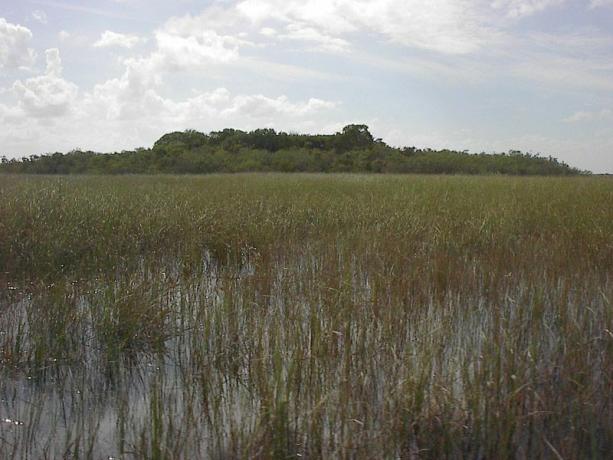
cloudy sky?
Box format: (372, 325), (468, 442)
(1, 0), (612, 172)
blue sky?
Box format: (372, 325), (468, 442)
(1, 0), (612, 172)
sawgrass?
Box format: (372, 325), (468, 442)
(0, 174), (611, 458)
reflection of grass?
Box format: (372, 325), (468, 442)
(92, 277), (174, 358)
(0, 174), (611, 458)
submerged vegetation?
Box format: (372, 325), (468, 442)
(0, 125), (585, 175)
(0, 174), (611, 458)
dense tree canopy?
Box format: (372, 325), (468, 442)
(0, 125), (585, 175)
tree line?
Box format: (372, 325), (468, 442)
(0, 125), (586, 175)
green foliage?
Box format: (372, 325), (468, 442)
(0, 125), (586, 175)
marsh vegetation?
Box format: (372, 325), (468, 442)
(0, 174), (611, 458)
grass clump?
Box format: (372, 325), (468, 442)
(91, 276), (175, 358)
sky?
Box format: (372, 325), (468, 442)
(1, 1), (612, 172)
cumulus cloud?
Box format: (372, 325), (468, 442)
(83, 57), (164, 121)
(71, 7), (334, 127)
(171, 89), (335, 124)
(85, 57), (335, 122)
(12, 49), (78, 118)
(101, 14), (252, 82)
(3, 80), (336, 156)
(0, 22), (336, 151)
(0, 18), (36, 70)
(155, 14), (254, 66)
(219, 93), (335, 118)
(2, 28), (337, 154)
(153, 29), (241, 68)
(94, 30), (143, 48)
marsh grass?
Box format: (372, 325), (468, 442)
(0, 174), (611, 458)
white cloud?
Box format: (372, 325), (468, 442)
(1, 14), (337, 150)
(589, 0), (613, 8)
(260, 27), (277, 37)
(158, 13), (254, 65)
(106, 14), (254, 80)
(153, 29), (242, 68)
(157, 88), (336, 124)
(491, 0), (565, 18)
(228, 0), (572, 54)
(93, 30), (143, 48)
(236, 0), (492, 54)
(1, 21), (337, 153)
(44, 47), (62, 76)
(220, 93), (335, 118)
(32, 10), (48, 24)
(279, 23), (350, 52)
(0, 101), (24, 124)
(58, 30), (70, 41)
(12, 49), (78, 118)
(74, 17), (337, 132)
(564, 109), (612, 123)
(83, 57), (163, 121)
(85, 58), (335, 122)
(0, 17), (36, 70)
(237, 0), (356, 34)
(3, 77), (336, 155)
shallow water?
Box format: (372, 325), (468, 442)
(2, 258), (609, 458)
